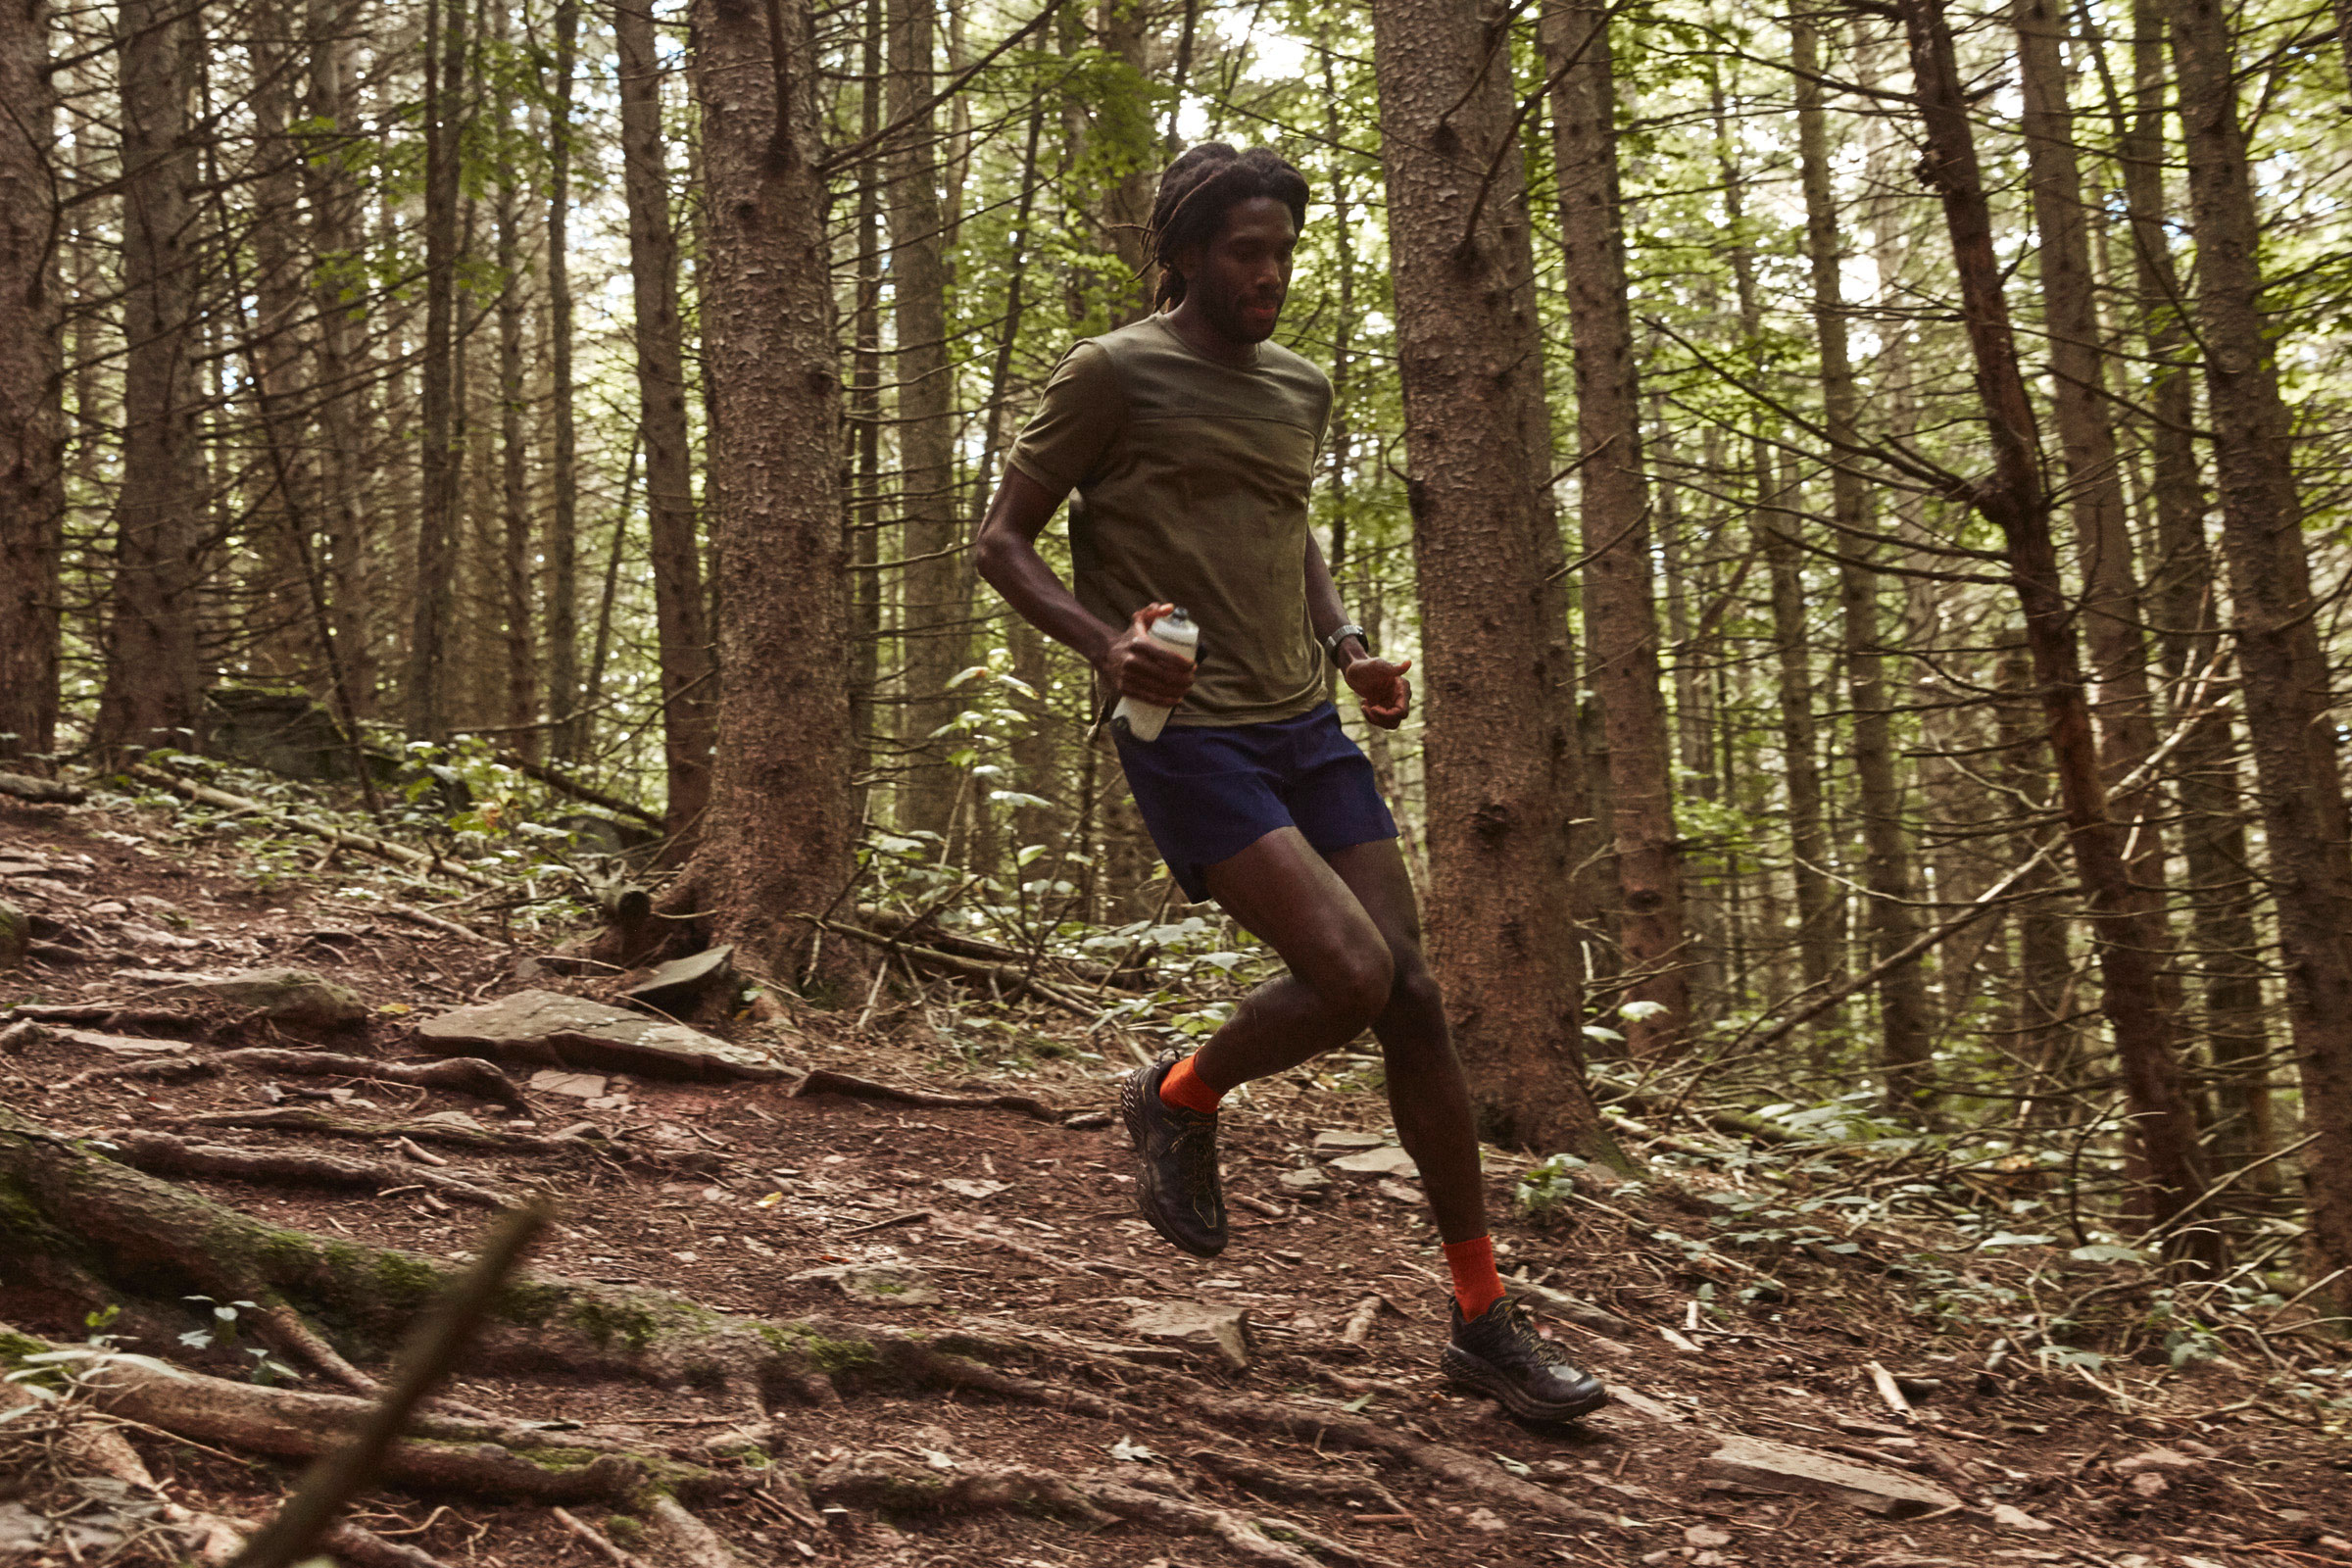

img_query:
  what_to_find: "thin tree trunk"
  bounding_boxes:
[0,0,61,765]
[299,0,374,718]
[1998,643,2079,1128]
[407,0,466,741]
[93,0,205,763]
[1899,0,2215,1262]
[888,0,964,844]
[848,0,883,833]
[1544,0,1689,1055]
[2111,0,2272,1188]
[1368,0,1615,1161]
[494,0,534,755]
[2170,0,2352,1289]
[680,0,858,981]
[544,0,581,761]
[1791,6,1934,1110]
[614,0,713,851]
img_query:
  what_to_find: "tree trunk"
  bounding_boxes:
[493,0,535,755]
[1367,0,1614,1160]
[93,0,205,764]
[848,0,884,836]
[1998,643,2080,1128]
[1791,7,1934,1111]
[0,0,61,766]
[2113,0,2271,1189]
[299,0,375,719]
[541,0,581,764]
[406,0,466,741]
[680,0,859,983]
[1900,0,2214,1262]
[888,0,965,845]
[2171,0,2352,1287]
[1543,0,1688,1055]
[615,0,713,852]
[2015,0,2171,890]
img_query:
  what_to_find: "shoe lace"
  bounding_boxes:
[1494,1300,1576,1370]
[1174,1122,1221,1210]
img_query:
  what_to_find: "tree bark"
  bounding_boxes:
[1544,0,1689,1055]
[888,0,965,845]
[1790,7,1934,1111]
[680,0,859,983]
[2108,0,2270,1188]
[93,0,205,764]
[1368,0,1614,1160]
[540,0,581,764]
[406,0,466,741]
[0,0,61,766]
[494,0,535,755]
[849,0,884,835]
[2170,0,2352,1287]
[1900,0,2214,1262]
[615,0,713,851]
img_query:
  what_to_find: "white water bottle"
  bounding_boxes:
[1111,608,1199,743]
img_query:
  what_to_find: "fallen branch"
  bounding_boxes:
[127,766,504,892]
[383,904,506,947]
[228,1203,555,1568]
[107,1130,520,1208]
[798,916,1103,1017]
[854,905,1138,988]
[490,750,664,830]
[793,1066,1062,1124]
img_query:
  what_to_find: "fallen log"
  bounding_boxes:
[0,770,85,805]
[127,766,504,891]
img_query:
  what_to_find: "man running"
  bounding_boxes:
[973,143,1606,1422]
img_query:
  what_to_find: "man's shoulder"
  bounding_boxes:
[1255,338,1332,400]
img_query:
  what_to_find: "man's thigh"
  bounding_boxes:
[1318,837,1424,961]
[1200,826,1387,972]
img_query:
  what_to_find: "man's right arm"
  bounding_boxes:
[973,467,1196,708]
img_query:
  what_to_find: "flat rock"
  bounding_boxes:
[836,1265,940,1306]
[1700,1432,1962,1519]
[620,945,737,1016]
[1311,1129,1388,1152]
[528,1069,608,1100]
[1277,1166,1333,1193]
[145,967,367,1028]
[1128,1301,1251,1371]
[1328,1145,1418,1177]
[419,989,787,1081]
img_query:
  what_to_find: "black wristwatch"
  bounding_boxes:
[1322,623,1371,666]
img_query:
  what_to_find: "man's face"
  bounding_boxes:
[1173,195,1298,346]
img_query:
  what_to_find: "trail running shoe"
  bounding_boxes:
[1118,1054,1227,1257]
[1441,1296,1609,1422]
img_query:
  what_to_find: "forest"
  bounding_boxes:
[2,0,2352,1561]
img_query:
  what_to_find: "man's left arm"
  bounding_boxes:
[1304,535,1411,730]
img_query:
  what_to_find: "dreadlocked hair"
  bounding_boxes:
[1148,143,1310,310]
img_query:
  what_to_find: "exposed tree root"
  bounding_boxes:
[50,1048,525,1106]
[0,1320,734,1505]
[1190,1448,1408,1514]
[645,1494,756,1568]
[174,1103,723,1173]
[808,1449,1409,1568]
[108,1130,519,1207]
[793,1066,1067,1124]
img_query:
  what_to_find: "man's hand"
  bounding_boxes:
[1097,604,1198,707]
[1344,654,1413,729]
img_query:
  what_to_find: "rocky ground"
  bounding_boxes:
[1,787,2349,1568]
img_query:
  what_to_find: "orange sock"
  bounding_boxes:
[1158,1054,1224,1115]
[1444,1235,1507,1319]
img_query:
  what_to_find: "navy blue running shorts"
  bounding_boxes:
[1111,702,1398,902]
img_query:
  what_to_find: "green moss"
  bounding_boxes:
[566,1297,669,1354]
[0,1326,50,1360]
[605,1517,644,1544]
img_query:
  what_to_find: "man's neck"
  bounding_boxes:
[1161,298,1258,368]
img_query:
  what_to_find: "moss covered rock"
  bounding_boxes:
[0,900,25,970]
[149,967,367,1029]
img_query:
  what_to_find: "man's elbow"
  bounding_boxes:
[972,527,1010,592]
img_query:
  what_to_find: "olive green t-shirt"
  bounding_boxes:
[1007,315,1332,727]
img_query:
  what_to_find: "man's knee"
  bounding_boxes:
[1389,959,1443,1021]
[1306,946,1395,1027]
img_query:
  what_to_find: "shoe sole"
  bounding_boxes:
[1440,1344,1609,1422]
[1119,1066,1227,1259]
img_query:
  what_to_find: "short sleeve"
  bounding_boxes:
[1006,342,1125,494]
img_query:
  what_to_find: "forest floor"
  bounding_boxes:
[1,788,2349,1568]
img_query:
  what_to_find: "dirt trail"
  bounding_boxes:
[2,795,2347,1568]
